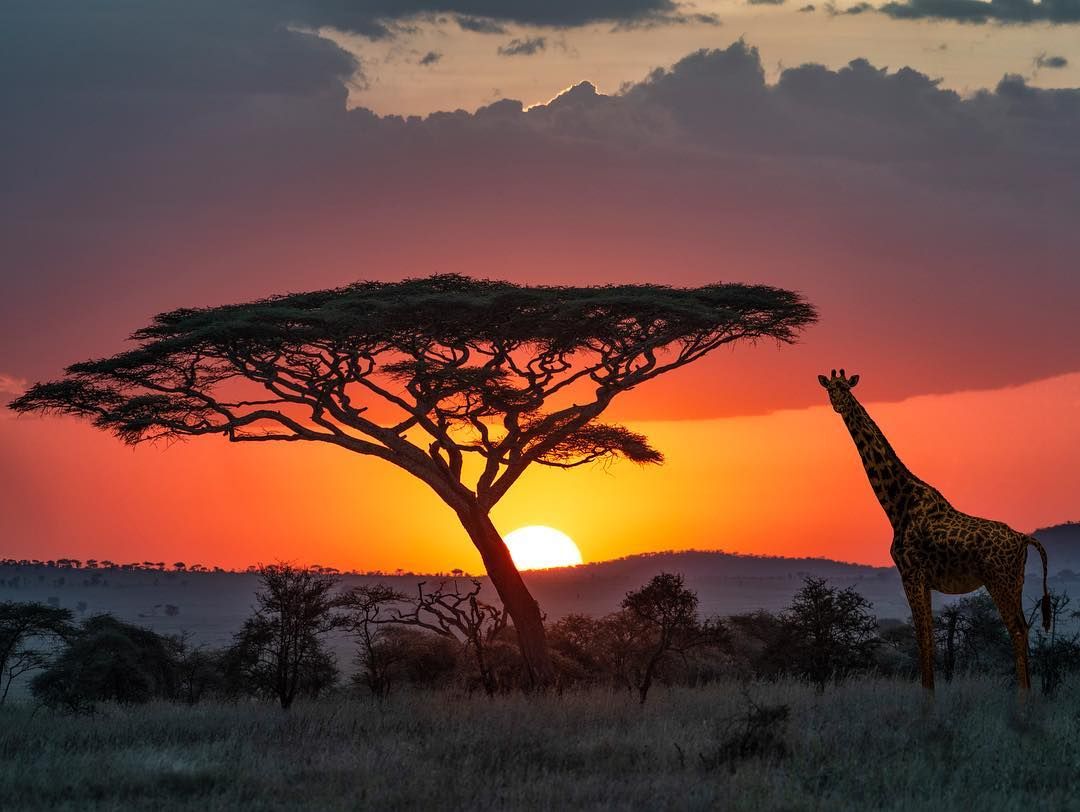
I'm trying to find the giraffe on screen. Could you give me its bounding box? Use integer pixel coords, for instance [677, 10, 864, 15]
[818, 369, 1051, 693]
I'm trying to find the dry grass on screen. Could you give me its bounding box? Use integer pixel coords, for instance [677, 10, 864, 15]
[2, 677, 1078, 811]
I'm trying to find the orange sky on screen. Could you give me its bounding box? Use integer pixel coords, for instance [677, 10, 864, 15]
[3, 372, 1076, 572]
[3, 19, 1080, 574]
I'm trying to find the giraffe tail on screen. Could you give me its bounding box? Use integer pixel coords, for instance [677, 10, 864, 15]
[1027, 537, 1051, 632]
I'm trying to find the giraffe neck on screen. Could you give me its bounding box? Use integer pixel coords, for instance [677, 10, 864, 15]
[840, 397, 921, 529]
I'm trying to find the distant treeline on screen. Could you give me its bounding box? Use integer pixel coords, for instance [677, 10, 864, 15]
[0, 559, 476, 578]
[3, 567, 1079, 713]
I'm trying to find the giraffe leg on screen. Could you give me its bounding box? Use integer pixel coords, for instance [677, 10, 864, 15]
[902, 575, 934, 694]
[987, 579, 1031, 694]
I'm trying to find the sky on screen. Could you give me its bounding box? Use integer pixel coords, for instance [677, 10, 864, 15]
[1, 0, 1079, 572]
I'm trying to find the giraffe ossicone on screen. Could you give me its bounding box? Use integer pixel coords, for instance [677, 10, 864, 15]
[819, 369, 1050, 694]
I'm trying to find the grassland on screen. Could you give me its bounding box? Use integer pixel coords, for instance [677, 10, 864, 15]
[2, 677, 1078, 811]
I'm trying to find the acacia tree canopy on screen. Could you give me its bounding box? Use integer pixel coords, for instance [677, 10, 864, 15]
[10, 273, 816, 685]
[10, 274, 816, 511]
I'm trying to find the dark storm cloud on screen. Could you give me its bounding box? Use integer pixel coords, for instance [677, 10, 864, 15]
[2, 1, 360, 101]
[419, 50, 443, 65]
[3, 4, 1080, 416]
[749, 0, 786, 5]
[798, 3, 817, 9]
[879, 0, 1080, 23]
[498, 37, 547, 56]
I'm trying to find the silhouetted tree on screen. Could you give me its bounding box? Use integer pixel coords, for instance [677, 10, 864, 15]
[780, 577, 879, 689]
[339, 583, 409, 697]
[227, 564, 344, 709]
[9, 275, 816, 684]
[934, 603, 970, 682]
[953, 591, 1012, 675]
[31, 615, 180, 712]
[883, 592, 1016, 681]
[546, 578, 726, 697]
[621, 573, 727, 704]
[873, 618, 918, 677]
[1028, 590, 1080, 696]
[364, 579, 511, 695]
[0, 601, 74, 704]
[173, 632, 228, 704]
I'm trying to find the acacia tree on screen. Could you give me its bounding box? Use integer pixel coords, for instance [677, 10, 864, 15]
[0, 602, 74, 704]
[9, 274, 815, 684]
[781, 577, 879, 690]
[228, 564, 344, 709]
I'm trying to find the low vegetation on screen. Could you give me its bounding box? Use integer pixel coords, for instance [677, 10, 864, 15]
[2, 679, 1080, 810]
[4, 569, 1079, 712]
[3, 567, 1080, 809]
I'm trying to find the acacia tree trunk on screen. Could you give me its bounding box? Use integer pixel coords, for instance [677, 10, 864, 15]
[458, 506, 555, 688]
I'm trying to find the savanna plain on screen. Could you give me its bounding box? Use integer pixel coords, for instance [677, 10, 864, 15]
[4, 678, 1079, 812]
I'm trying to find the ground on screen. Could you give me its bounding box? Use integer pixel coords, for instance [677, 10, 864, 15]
[2, 677, 1078, 811]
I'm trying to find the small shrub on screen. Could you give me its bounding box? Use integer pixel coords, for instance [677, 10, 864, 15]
[699, 698, 790, 772]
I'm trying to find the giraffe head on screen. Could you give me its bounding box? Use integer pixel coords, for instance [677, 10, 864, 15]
[818, 368, 861, 414]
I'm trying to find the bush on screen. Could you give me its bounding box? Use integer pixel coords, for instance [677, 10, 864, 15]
[342, 579, 513, 696]
[1029, 590, 1080, 696]
[547, 576, 729, 700]
[351, 626, 460, 695]
[31, 615, 180, 712]
[778, 577, 879, 689]
[698, 697, 790, 772]
[725, 610, 797, 680]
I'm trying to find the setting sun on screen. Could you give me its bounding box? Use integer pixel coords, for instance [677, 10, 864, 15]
[503, 526, 584, 571]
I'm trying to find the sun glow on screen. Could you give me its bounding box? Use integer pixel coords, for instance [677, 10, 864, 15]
[503, 525, 584, 571]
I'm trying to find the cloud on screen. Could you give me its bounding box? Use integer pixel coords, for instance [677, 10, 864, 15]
[798, 3, 817, 9]
[828, 1, 875, 13]
[290, 0, 718, 33]
[0, 374, 27, 396]
[419, 51, 443, 66]
[498, 37, 547, 57]
[453, 14, 508, 33]
[749, 0, 786, 5]
[879, 0, 1080, 24]
[1036, 53, 1069, 69]
[611, 10, 723, 27]
[2, 2, 361, 104]
[3, 18, 1080, 417]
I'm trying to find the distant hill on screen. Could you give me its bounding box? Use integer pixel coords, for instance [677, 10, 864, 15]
[521, 549, 904, 620]
[2, 525, 1076, 647]
[1035, 522, 1080, 574]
